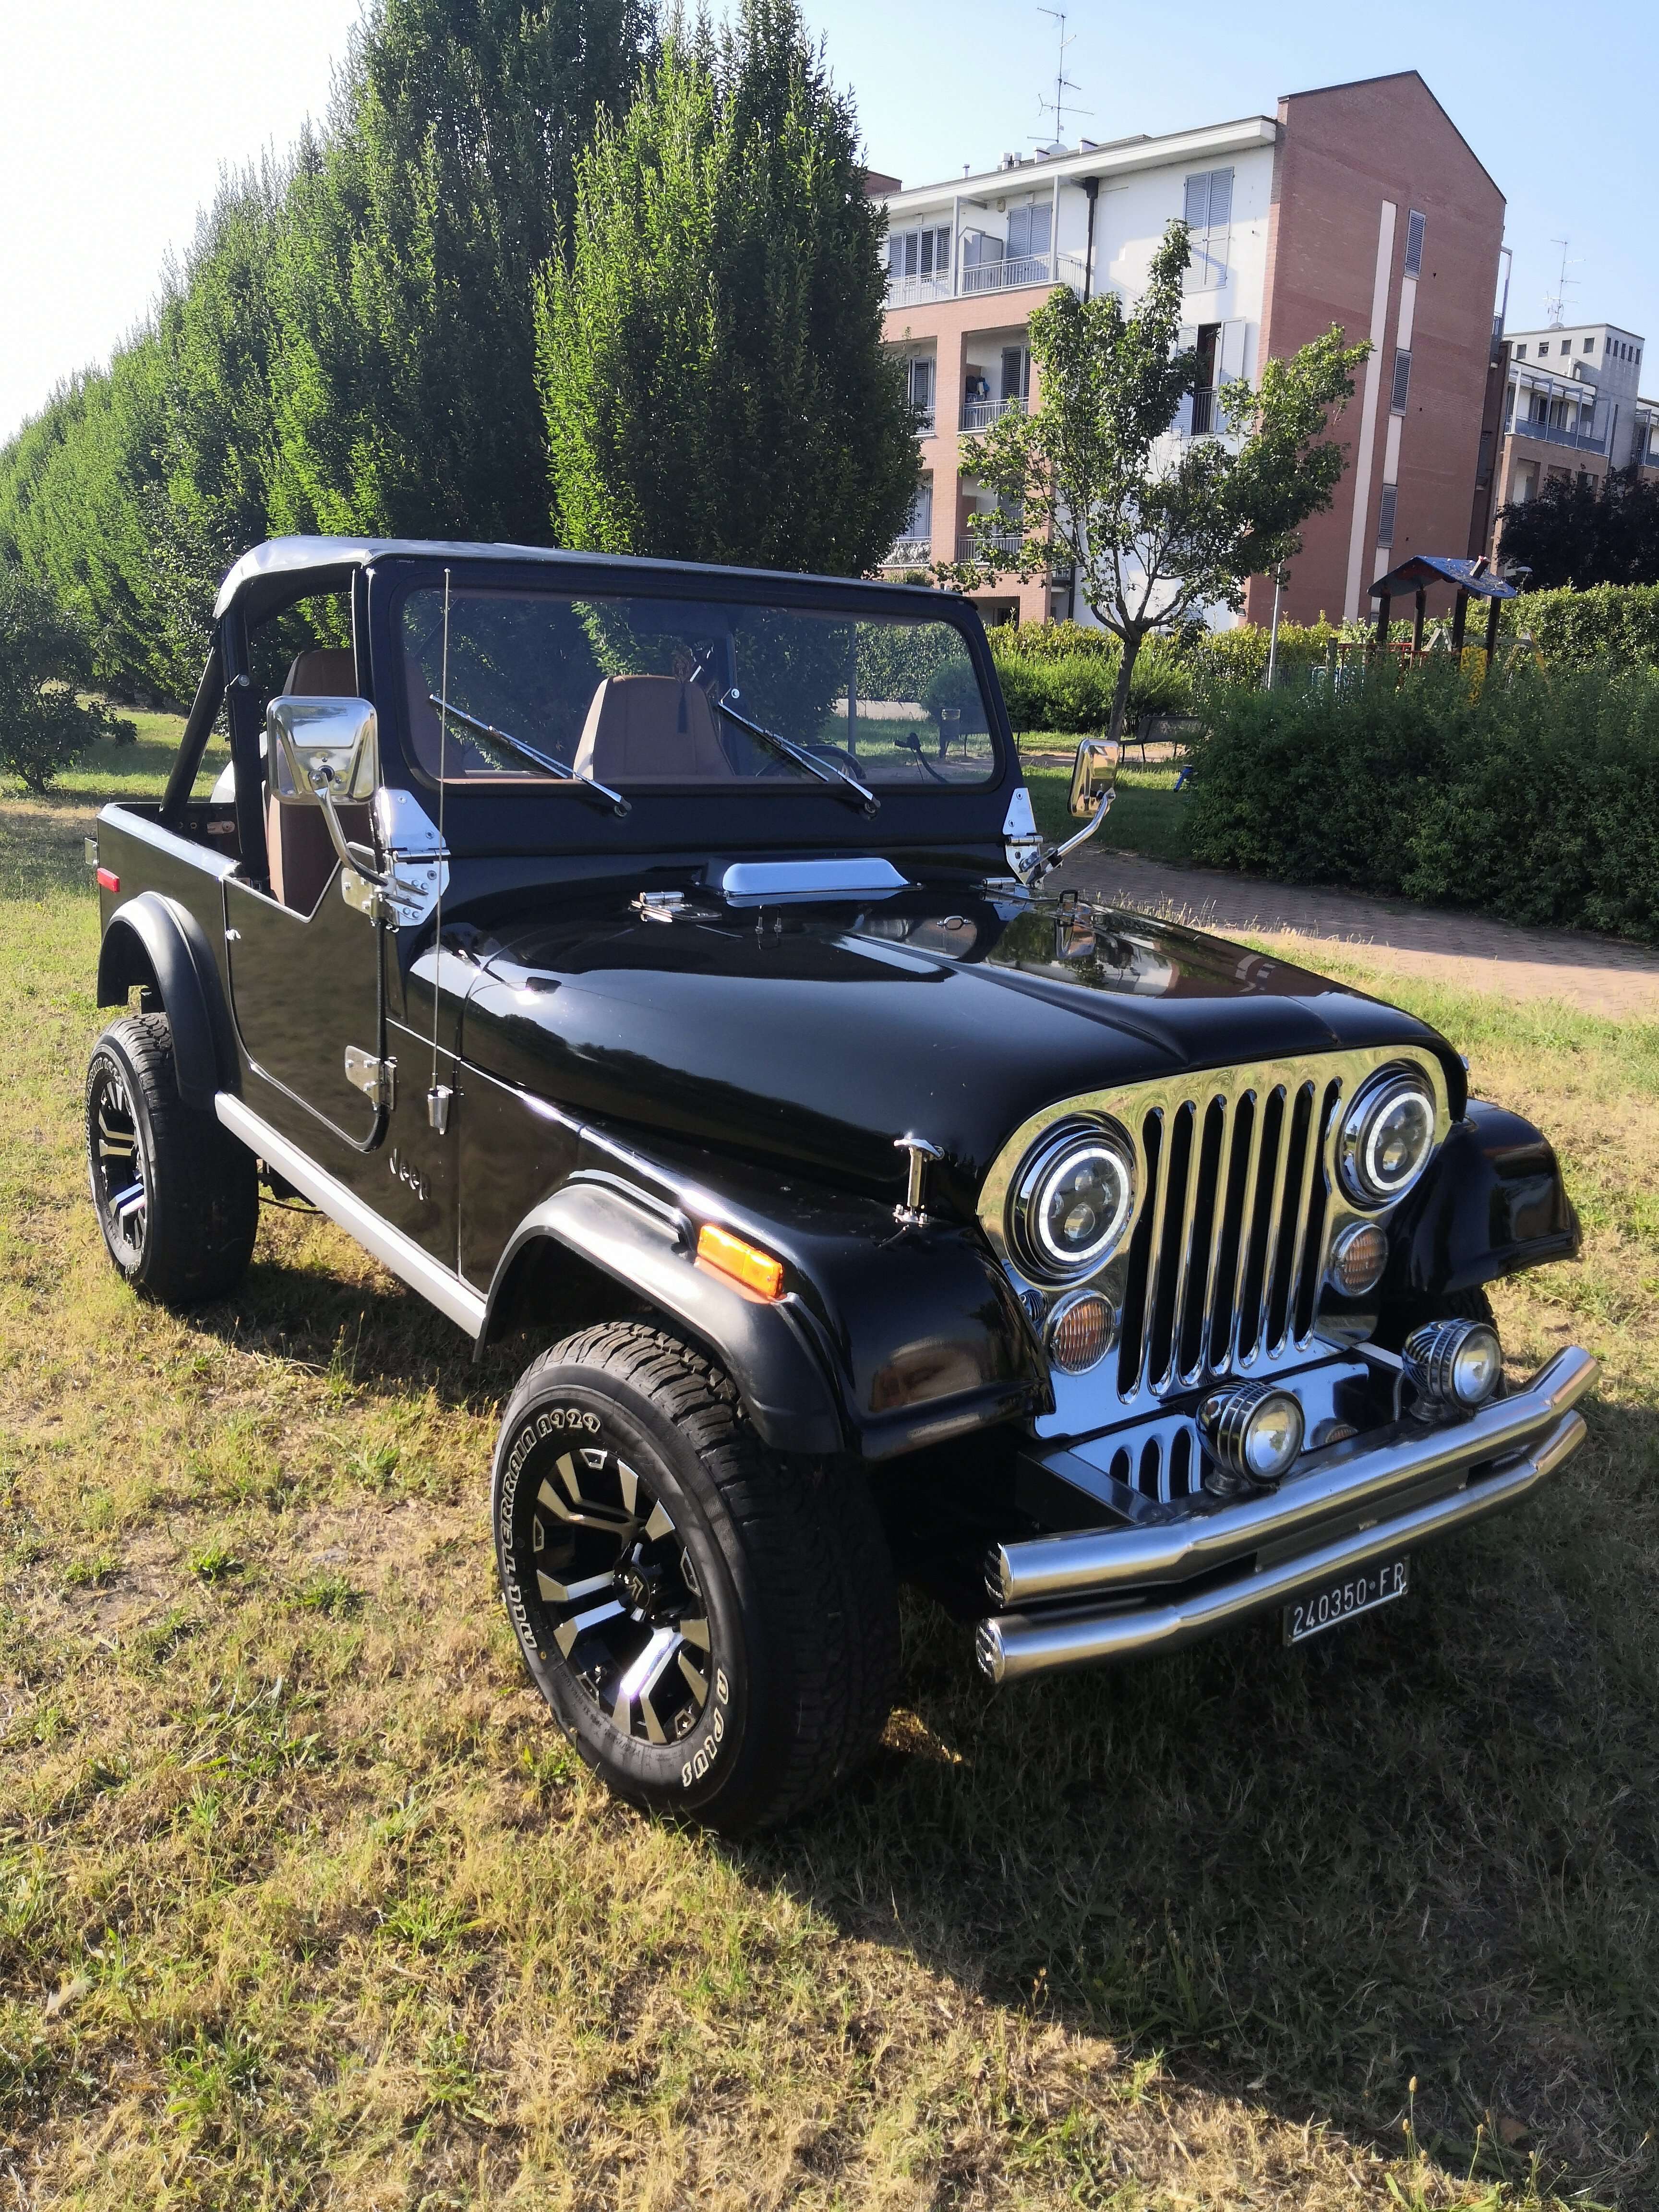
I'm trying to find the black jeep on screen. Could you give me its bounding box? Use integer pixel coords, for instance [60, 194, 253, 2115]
[85, 537, 1594, 1832]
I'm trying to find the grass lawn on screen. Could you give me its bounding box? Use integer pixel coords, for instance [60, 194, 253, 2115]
[2, 737, 1657, 2207]
[1019, 734, 1191, 865]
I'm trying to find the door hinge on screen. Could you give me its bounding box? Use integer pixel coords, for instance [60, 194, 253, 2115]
[344, 1046, 395, 1110]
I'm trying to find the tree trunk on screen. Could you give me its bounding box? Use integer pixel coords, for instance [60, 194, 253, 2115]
[1108, 632, 1141, 745]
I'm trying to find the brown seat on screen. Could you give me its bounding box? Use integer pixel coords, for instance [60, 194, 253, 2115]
[572, 676, 733, 785]
[266, 645, 369, 914]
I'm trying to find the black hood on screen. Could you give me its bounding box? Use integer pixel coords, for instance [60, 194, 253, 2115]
[458, 885, 1458, 1216]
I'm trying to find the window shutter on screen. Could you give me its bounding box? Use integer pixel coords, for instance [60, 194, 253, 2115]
[1404, 210, 1426, 277]
[1207, 168, 1233, 228]
[1377, 485, 1398, 545]
[1183, 172, 1209, 229]
[1219, 319, 1247, 381]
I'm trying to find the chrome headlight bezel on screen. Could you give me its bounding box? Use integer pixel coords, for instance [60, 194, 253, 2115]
[1007, 1118, 1137, 1284]
[1337, 1066, 1438, 1209]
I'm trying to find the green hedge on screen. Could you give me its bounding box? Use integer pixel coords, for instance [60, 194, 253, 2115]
[988, 631, 1194, 731]
[1499, 584, 1659, 666]
[1184, 659, 1659, 942]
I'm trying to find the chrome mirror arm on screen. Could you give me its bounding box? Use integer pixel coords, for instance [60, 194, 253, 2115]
[1028, 785, 1118, 885]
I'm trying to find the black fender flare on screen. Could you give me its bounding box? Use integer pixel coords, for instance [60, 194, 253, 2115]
[482, 1180, 846, 1456]
[96, 892, 236, 1112]
[1382, 1097, 1580, 1304]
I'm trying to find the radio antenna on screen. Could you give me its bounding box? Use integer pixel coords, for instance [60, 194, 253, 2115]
[426, 569, 453, 1133]
[1035, 8, 1089, 148]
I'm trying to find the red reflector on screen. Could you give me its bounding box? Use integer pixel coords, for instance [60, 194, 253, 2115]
[96, 867, 120, 893]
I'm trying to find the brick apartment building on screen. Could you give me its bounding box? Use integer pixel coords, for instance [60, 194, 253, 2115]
[877, 71, 1506, 630]
[1476, 320, 1659, 559]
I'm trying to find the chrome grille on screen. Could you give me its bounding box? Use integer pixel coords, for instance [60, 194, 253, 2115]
[1117, 1074, 1340, 1399]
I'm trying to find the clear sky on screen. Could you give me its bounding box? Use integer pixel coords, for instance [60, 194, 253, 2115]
[1, 0, 1651, 445]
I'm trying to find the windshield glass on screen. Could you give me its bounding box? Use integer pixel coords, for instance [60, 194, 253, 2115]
[396, 585, 998, 789]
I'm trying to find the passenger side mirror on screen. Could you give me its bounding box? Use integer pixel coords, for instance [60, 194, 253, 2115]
[1068, 737, 1119, 819]
[267, 696, 380, 885]
[267, 696, 380, 807]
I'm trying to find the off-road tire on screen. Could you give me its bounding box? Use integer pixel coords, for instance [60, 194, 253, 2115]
[492, 1321, 898, 1835]
[85, 1013, 258, 1306]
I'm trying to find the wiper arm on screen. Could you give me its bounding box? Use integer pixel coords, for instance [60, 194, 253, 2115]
[428, 696, 629, 816]
[712, 689, 878, 815]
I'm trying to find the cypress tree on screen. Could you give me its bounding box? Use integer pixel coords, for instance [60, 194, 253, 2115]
[537, 0, 918, 574]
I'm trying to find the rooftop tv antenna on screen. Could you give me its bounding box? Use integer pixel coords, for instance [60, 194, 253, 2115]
[1544, 237, 1579, 328]
[1034, 8, 1090, 149]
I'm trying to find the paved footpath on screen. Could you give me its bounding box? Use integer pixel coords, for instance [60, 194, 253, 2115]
[1049, 847, 1659, 1024]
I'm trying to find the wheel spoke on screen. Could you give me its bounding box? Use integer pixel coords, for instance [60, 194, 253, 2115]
[537, 1472, 636, 1536]
[536, 1567, 615, 1604]
[677, 1613, 711, 1652]
[553, 1595, 626, 1657]
[613, 1626, 683, 1745]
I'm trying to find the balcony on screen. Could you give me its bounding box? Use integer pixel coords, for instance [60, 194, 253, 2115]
[960, 395, 1028, 433]
[1503, 412, 1606, 455]
[879, 537, 936, 571]
[955, 529, 1027, 563]
[884, 250, 1088, 311]
[886, 270, 954, 310]
[912, 406, 937, 437]
[1191, 386, 1225, 436]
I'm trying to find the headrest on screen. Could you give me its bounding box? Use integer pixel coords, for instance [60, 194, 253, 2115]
[284, 646, 358, 697]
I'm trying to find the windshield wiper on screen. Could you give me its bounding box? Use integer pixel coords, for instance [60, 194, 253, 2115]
[428, 696, 629, 816]
[712, 689, 878, 815]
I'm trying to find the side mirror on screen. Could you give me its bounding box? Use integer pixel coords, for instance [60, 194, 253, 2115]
[267, 696, 380, 807]
[267, 696, 380, 884]
[1068, 737, 1119, 819]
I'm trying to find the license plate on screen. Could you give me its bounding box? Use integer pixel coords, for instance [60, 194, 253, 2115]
[1283, 1556, 1409, 1645]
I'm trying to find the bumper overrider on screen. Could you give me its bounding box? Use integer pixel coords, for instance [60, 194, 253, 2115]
[976, 1346, 1598, 1684]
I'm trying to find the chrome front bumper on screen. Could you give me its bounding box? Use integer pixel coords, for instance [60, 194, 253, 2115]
[976, 1346, 1598, 1684]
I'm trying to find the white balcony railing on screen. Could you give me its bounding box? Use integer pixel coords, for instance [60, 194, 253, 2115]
[960, 395, 1028, 433]
[884, 250, 1088, 312]
[879, 537, 936, 569]
[955, 528, 1026, 562]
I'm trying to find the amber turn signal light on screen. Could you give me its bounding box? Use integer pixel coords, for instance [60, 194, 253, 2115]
[696, 1223, 785, 1301]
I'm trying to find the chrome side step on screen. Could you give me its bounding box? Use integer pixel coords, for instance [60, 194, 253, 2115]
[215, 1093, 486, 1339]
[977, 1408, 1589, 1685]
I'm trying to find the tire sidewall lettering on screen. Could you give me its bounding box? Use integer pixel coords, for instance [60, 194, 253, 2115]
[681, 1665, 732, 1790]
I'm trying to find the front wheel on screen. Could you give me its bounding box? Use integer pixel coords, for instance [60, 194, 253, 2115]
[492, 1322, 898, 1834]
[85, 1013, 258, 1306]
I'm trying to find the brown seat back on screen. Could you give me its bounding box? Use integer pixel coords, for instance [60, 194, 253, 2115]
[572, 676, 732, 785]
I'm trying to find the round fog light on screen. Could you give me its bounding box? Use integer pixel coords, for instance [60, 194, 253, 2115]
[1403, 1318, 1503, 1408]
[1046, 1290, 1117, 1373]
[1198, 1381, 1306, 1486]
[1328, 1220, 1388, 1298]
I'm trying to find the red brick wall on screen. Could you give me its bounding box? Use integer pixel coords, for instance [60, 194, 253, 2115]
[1245, 73, 1505, 628]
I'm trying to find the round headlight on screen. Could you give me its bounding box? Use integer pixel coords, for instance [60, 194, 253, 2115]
[1339, 1068, 1437, 1207]
[1198, 1381, 1306, 1485]
[1327, 1220, 1388, 1298]
[1010, 1123, 1135, 1280]
[1403, 1318, 1503, 1408]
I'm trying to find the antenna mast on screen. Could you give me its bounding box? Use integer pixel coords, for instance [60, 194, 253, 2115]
[1544, 237, 1578, 329]
[1034, 7, 1089, 148]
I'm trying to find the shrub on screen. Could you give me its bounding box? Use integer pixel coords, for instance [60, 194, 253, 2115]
[1184, 658, 1659, 942]
[987, 633, 1193, 732]
[1499, 583, 1659, 668]
[0, 563, 134, 792]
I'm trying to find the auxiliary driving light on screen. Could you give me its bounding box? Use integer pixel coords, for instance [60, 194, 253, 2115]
[1046, 1290, 1117, 1373]
[1402, 1317, 1503, 1408]
[1197, 1381, 1306, 1486]
[1327, 1220, 1388, 1298]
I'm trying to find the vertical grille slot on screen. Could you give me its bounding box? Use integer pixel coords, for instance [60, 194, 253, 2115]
[1114, 1065, 1346, 1403]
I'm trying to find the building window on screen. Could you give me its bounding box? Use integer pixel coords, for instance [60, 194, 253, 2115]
[1403, 209, 1426, 277]
[1584, 337, 1596, 352]
[1005, 198, 1052, 263]
[1515, 344, 1527, 360]
[905, 355, 935, 428]
[1390, 349, 1412, 414]
[1377, 484, 1398, 546]
[1181, 168, 1233, 292]
[999, 346, 1030, 403]
[888, 224, 951, 283]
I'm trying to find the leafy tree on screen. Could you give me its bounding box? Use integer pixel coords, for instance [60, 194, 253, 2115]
[943, 222, 1369, 742]
[271, 0, 651, 543]
[0, 564, 133, 791]
[537, 0, 918, 573]
[1496, 465, 1659, 590]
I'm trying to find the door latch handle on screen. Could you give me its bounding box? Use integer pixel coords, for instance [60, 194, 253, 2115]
[344, 1046, 395, 1110]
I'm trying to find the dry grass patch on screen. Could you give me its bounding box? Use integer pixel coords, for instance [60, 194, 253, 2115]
[2, 772, 1656, 2207]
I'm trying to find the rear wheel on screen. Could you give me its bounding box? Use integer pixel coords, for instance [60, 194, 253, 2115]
[493, 1321, 897, 1834]
[85, 1013, 258, 1306]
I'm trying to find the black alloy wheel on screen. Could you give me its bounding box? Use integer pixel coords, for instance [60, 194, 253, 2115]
[84, 1014, 258, 1306]
[493, 1322, 898, 1834]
